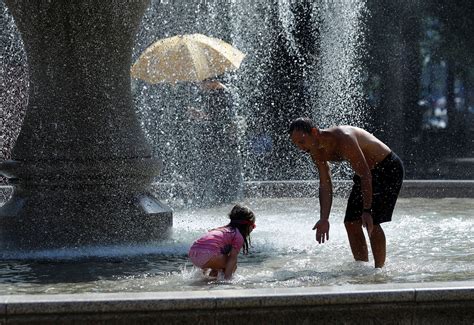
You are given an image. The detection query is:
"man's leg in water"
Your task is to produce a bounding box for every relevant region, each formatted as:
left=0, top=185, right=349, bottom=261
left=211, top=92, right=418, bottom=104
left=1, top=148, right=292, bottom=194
left=369, top=224, right=386, bottom=268
left=345, top=220, right=368, bottom=262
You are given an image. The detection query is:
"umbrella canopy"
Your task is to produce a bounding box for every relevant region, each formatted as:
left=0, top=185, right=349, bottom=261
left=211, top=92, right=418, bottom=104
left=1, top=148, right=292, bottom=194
left=131, top=34, right=246, bottom=84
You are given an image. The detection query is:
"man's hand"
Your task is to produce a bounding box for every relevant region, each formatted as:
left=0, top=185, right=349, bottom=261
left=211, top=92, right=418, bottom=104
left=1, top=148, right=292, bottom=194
left=312, top=219, right=330, bottom=244
left=361, top=212, right=374, bottom=238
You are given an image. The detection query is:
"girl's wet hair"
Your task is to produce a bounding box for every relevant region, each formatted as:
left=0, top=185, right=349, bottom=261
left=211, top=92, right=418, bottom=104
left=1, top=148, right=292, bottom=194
left=228, top=204, right=255, bottom=254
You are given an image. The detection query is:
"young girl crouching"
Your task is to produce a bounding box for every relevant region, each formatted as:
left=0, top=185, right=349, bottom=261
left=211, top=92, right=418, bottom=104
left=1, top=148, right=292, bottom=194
left=188, top=204, right=256, bottom=279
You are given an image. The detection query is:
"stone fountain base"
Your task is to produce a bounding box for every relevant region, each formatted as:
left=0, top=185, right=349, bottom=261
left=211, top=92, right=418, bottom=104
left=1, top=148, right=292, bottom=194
left=0, top=158, right=172, bottom=251
left=0, top=189, right=172, bottom=251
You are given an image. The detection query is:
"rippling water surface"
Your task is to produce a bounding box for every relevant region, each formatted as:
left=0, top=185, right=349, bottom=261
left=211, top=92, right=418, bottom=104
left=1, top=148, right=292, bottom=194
left=0, top=197, right=472, bottom=295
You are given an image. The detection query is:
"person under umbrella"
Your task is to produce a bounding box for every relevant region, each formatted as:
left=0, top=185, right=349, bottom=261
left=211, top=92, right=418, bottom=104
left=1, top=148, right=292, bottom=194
left=131, top=34, right=246, bottom=206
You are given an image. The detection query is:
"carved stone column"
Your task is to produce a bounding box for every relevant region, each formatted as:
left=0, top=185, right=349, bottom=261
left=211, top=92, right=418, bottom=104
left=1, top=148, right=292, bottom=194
left=0, top=0, right=172, bottom=251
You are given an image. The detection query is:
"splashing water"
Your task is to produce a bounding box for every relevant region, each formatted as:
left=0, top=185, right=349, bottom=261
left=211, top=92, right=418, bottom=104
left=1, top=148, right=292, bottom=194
left=1, top=0, right=369, bottom=193
left=0, top=2, right=28, bottom=166
left=0, top=197, right=472, bottom=294
left=311, top=1, right=369, bottom=127
left=132, top=0, right=370, bottom=194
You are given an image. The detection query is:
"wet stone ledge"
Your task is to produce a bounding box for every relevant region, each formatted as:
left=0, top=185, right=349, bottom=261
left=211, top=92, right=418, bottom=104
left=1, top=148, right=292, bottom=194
left=0, top=282, right=472, bottom=324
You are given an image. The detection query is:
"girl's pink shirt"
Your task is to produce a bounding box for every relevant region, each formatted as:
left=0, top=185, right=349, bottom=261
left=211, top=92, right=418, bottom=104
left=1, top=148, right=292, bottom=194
left=190, top=226, right=244, bottom=255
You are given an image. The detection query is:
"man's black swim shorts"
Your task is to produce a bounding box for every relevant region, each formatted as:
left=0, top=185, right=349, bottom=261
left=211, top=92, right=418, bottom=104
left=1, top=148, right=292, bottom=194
left=345, top=151, right=404, bottom=225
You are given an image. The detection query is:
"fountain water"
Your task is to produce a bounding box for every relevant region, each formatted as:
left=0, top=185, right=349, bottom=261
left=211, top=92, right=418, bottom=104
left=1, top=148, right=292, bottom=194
left=1, top=0, right=371, bottom=251
left=2, top=0, right=369, bottom=193
left=0, top=194, right=472, bottom=323
left=1, top=0, right=473, bottom=322
left=0, top=196, right=472, bottom=293
left=131, top=0, right=369, bottom=194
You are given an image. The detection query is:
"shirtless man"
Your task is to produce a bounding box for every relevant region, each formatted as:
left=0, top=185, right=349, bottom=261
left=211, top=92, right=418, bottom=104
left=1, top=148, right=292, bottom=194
left=289, top=117, right=404, bottom=268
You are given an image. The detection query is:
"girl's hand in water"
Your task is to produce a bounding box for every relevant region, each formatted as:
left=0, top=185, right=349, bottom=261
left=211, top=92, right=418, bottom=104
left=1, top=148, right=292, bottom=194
left=313, top=219, right=330, bottom=244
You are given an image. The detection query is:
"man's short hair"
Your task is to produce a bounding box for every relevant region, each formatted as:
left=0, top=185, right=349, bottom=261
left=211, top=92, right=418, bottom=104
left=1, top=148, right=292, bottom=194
left=288, top=117, right=315, bottom=134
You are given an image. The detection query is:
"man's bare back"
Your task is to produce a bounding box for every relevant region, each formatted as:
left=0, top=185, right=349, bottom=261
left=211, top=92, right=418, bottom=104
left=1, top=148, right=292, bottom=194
left=311, top=126, right=391, bottom=169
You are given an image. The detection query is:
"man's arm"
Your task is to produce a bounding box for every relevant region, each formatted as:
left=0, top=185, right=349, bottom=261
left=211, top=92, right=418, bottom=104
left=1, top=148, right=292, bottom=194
left=313, top=158, right=332, bottom=244
left=317, top=159, right=332, bottom=221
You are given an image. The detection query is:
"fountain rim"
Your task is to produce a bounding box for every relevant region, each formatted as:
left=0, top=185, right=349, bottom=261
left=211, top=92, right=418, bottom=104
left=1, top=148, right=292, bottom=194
left=0, top=281, right=472, bottom=320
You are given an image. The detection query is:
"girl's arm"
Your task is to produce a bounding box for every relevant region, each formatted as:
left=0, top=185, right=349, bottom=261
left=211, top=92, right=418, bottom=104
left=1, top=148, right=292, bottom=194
left=224, top=248, right=240, bottom=280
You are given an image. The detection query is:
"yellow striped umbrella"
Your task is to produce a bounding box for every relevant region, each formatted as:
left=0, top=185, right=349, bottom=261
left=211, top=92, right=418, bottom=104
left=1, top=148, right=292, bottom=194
left=131, top=34, right=246, bottom=84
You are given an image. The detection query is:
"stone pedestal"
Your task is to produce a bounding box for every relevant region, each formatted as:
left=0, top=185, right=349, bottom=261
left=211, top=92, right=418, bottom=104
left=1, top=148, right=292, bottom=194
left=0, top=0, right=172, bottom=251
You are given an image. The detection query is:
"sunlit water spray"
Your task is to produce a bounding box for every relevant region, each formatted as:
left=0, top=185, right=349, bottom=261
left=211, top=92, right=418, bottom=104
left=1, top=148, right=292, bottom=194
left=133, top=0, right=371, bottom=185
left=311, top=1, right=368, bottom=126
left=0, top=2, right=28, bottom=166
left=2, top=0, right=368, bottom=185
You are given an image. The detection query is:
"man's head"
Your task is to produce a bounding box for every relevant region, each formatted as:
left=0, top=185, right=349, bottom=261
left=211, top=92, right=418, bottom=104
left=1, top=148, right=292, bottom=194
left=288, top=117, right=318, bottom=153
left=288, top=117, right=317, bottom=134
